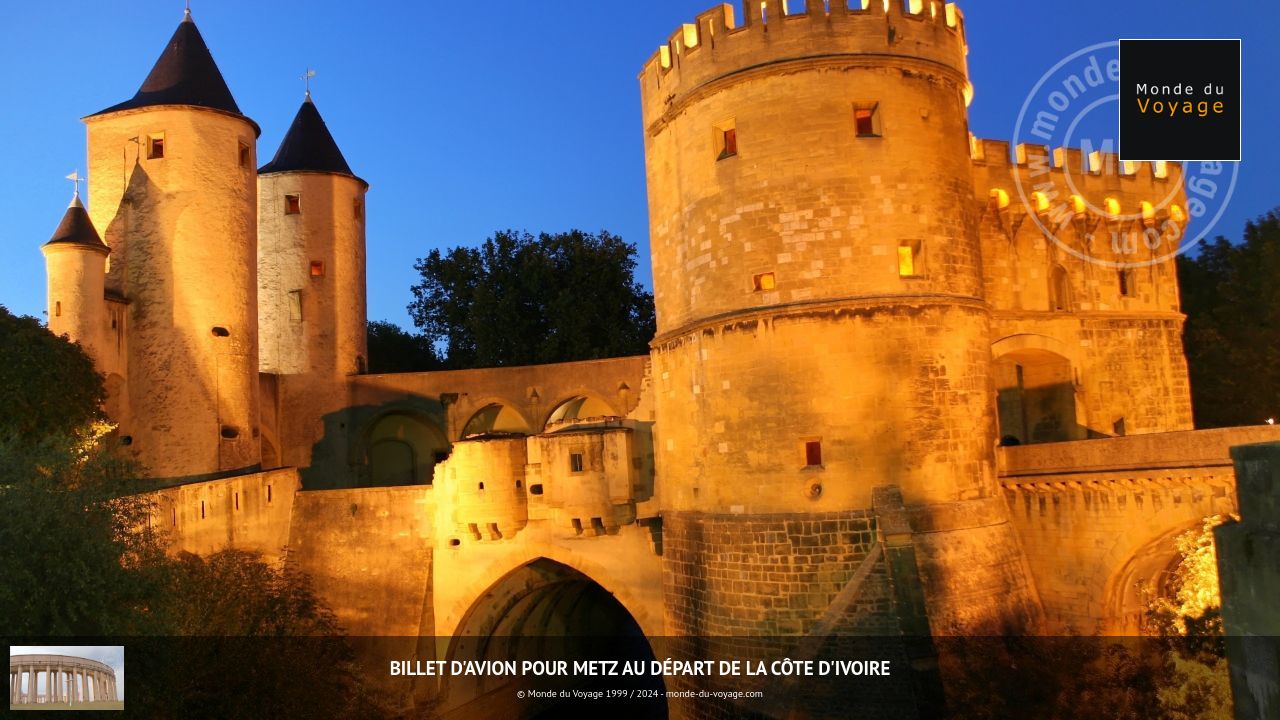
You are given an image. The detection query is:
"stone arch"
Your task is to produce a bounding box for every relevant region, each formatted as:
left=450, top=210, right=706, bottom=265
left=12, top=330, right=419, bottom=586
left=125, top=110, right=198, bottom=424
left=992, top=337, right=1083, bottom=445
left=459, top=401, right=531, bottom=439
left=360, top=411, right=449, bottom=486
left=1101, top=519, right=1207, bottom=635
left=542, top=393, right=619, bottom=430
left=442, top=557, right=665, bottom=717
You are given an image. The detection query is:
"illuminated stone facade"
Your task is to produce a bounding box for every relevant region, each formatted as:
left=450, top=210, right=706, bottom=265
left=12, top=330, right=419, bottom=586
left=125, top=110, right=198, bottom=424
left=36, top=2, right=1276, bottom=715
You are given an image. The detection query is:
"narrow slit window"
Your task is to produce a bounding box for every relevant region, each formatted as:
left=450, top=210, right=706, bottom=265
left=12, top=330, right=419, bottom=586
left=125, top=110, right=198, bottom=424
left=148, top=133, right=165, bottom=159
left=54, top=301, right=62, bottom=317
left=310, top=261, right=325, bottom=277
left=854, top=102, right=881, bottom=137
left=285, top=194, right=301, bottom=215
left=353, top=198, right=364, bottom=219
left=804, top=440, right=823, bottom=467
left=1118, top=269, right=1134, bottom=297
left=752, top=272, right=776, bottom=292
left=239, top=142, right=251, bottom=169
left=569, top=453, right=584, bottom=473
left=288, top=290, right=303, bottom=322
left=714, top=119, right=737, bottom=160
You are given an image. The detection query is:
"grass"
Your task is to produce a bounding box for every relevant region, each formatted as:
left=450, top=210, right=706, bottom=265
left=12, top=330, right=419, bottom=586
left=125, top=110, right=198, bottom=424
left=11, top=700, right=124, bottom=711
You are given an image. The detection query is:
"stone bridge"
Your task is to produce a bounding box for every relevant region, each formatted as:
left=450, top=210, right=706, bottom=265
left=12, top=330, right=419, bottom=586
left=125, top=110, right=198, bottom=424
left=146, top=381, right=1280, bottom=714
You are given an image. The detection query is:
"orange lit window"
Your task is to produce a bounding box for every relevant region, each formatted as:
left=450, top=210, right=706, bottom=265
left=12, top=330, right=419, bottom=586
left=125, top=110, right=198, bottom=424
left=715, top=120, right=738, bottom=160
left=285, top=194, right=301, bottom=215
left=147, top=134, right=165, bottom=159
left=804, top=440, right=823, bottom=467
left=854, top=102, right=881, bottom=137
left=310, top=261, right=325, bottom=277
left=898, top=241, right=922, bottom=278
left=752, top=272, right=776, bottom=292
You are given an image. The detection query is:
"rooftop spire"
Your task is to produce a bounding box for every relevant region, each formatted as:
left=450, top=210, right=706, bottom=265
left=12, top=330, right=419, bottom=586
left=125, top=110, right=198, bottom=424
left=46, top=191, right=108, bottom=252
left=258, top=94, right=360, bottom=181
left=90, top=9, right=255, bottom=133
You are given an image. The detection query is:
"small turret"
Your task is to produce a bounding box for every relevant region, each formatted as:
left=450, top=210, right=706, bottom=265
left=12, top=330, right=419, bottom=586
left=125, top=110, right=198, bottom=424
left=42, top=192, right=109, bottom=365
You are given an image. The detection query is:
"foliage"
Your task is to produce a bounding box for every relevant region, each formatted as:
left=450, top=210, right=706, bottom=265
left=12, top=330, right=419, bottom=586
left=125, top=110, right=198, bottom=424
left=1178, top=210, right=1280, bottom=427
left=366, top=319, right=442, bottom=373
left=1144, top=516, right=1234, bottom=720
left=0, top=317, right=398, bottom=718
left=408, top=229, right=656, bottom=368
left=0, top=305, right=105, bottom=442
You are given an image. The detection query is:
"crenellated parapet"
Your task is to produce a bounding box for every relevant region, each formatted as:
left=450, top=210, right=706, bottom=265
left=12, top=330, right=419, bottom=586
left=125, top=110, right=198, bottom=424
left=971, top=138, right=1188, bottom=227
left=640, top=0, right=969, bottom=129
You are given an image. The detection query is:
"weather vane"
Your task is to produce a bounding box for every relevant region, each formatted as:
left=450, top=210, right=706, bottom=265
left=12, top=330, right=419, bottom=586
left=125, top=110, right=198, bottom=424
left=301, top=68, right=316, bottom=98
left=65, top=170, right=85, bottom=199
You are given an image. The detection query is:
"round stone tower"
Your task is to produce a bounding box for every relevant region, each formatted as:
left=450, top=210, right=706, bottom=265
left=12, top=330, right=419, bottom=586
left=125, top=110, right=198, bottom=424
left=257, top=92, right=369, bottom=379
left=42, top=192, right=109, bottom=365
left=83, top=9, right=261, bottom=480
left=640, top=0, right=1040, bottom=638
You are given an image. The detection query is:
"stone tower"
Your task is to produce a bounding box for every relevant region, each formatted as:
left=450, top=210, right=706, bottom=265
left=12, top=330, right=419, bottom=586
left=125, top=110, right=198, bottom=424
left=640, top=0, right=1040, bottom=637
left=42, top=192, right=110, bottom=367
left=83, top=9, right=261, bottom=480
left=257, top=93, right=368, bottom=379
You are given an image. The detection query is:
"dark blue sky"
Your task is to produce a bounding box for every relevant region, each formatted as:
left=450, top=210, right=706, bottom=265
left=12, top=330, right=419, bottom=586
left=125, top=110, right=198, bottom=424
left=1, top=1, right=1275, bottom=328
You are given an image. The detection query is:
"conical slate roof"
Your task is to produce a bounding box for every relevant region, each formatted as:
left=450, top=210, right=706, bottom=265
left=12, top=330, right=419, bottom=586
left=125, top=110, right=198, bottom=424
left=258, top=95, right=358, bottom=179
left=45, top=195, right=108, bottom=252
left=91, top=10, right=254, bottom=131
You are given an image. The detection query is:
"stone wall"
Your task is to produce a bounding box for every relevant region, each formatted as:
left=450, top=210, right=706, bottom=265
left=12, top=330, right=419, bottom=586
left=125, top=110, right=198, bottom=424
left=999, top=426, right=1280, bottom=633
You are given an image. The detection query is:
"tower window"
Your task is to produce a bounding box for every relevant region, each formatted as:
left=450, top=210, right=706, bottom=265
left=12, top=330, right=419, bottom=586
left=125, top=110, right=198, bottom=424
left=714, top=119, right=737, bottom=160
left=354, top=198, right=364, bottom=219
left=285, top=194, right=301, bottom=215
left=1050, top=265, right=1072, bottom=311
left=1119, top=269, right=1134, bottom=297
left=220, top=425, right=240, bottom=440
left=752, top=272, right=776, bottom=292
left=569, top=453, right=584, bottom=473
left=804, top=439, right=823, bottom=468
left=898, top=240, right=923, bottom=278
left=211, top=326, right=230, bottom=337
left=148, top=133, right=165, bottom=159
left=854, top=102, right=881, bottom=137
left=288, top=290, right=303, bottom=322
left=54, top=301, right=62, bottom=317
left=239, top=142, right=251, bottom=169
left=310, top=261, right=325, bottom=277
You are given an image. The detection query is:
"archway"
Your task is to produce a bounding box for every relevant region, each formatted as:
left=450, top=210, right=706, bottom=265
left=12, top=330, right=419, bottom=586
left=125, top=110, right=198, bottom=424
left=461, top=403, right=529, bottom=438
left=444, top=558, right=665, bottom=718
left=364, top=412, right=449, bottom=486
left=1103, top=521, right=1207, bottom=635
left=544, top=395, right=615, bottom=429
left=993, top=348, right=1080, bottom=444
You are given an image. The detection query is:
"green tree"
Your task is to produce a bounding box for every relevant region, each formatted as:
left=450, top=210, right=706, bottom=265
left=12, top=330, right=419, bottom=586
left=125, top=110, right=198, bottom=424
left=366, top=320, right=442, bottom=373
left=1178, top=210, right=1280, bottom=427
left=0, top=305, right=105, bottom=442
left=407, top=229, right=656, bottom=368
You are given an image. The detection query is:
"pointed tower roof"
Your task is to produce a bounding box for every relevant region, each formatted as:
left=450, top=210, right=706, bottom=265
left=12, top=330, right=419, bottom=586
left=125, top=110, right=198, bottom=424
left=90, top=10, right=257, bottom=133
left=258, top=95, right=362, bottom=182
left=45, top=194, right=109, bottom=253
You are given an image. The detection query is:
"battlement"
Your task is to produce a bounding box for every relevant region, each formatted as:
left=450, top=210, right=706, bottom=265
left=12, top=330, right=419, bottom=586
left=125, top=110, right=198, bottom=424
left=640, top=0, right=969, bottom=127
left=970, top=136, right=1188, bottom=220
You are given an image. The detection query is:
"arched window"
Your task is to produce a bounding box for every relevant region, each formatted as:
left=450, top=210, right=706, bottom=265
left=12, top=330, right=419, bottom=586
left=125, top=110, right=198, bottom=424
left=461, top=403, right=528, bottom=438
